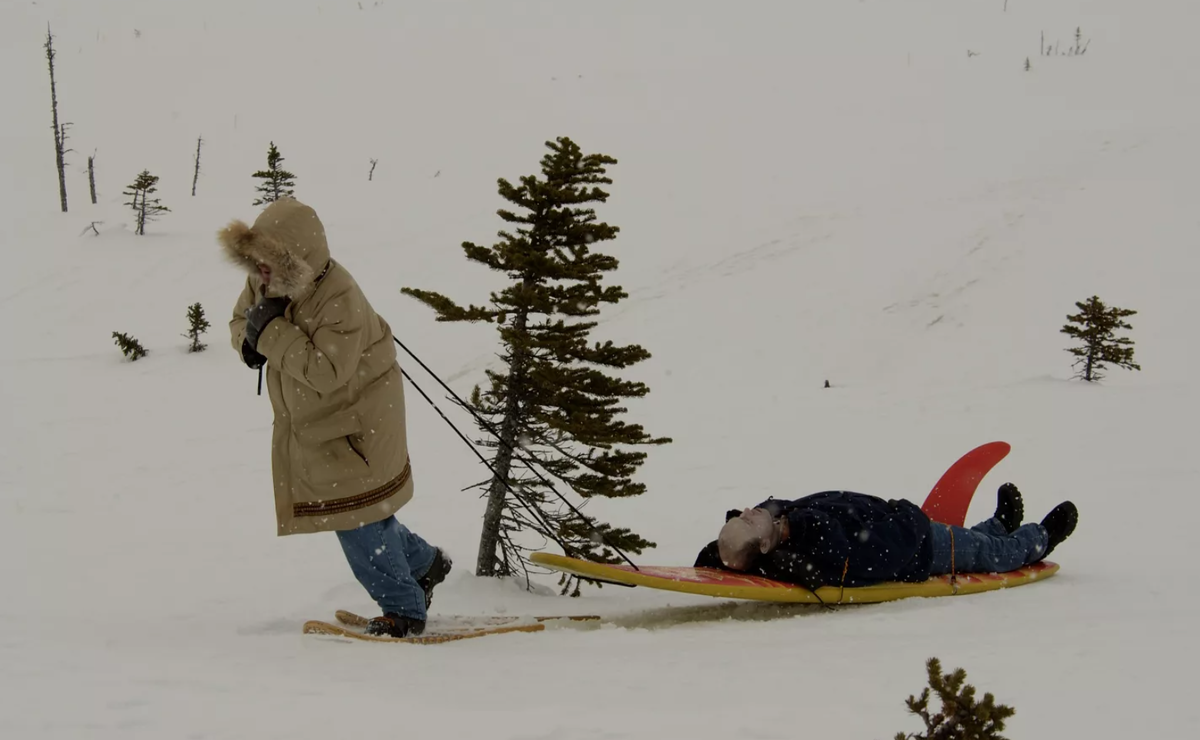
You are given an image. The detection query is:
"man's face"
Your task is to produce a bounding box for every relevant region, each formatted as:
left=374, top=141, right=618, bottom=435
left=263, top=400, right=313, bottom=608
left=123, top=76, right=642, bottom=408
left=258, top=263, right=272, bottom=285
left=717, top=508, right=777, bottom=571
left=739, top=507, right=774, bottom=535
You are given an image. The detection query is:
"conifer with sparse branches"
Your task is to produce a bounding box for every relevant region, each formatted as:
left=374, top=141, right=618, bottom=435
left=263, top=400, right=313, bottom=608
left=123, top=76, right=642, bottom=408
left=402, top=137, right=671, bottom=588
left=252, top=141, right=296, bottom=206
left=123, top=170, right=170, bottom=236
left=1060, top=295, right=1140, bottom=382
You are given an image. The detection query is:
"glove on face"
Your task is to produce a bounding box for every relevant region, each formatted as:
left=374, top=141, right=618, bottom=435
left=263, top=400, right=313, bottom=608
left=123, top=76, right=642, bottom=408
left=244, top=296, right=291, bottom=351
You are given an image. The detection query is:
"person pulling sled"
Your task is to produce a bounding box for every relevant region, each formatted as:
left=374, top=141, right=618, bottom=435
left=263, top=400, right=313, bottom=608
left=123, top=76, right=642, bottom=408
left=221, top=196, right=450, bottom=638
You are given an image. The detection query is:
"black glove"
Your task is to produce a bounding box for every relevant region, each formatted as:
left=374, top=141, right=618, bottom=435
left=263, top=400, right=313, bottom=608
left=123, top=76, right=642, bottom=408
left=241, top=337, right=267, bottom=369
left=244, top=296, right=291, bottom=352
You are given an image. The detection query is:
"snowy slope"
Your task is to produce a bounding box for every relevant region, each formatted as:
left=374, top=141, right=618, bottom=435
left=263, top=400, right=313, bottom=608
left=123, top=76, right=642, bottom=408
left=1, top=0, right=1197, bottom=738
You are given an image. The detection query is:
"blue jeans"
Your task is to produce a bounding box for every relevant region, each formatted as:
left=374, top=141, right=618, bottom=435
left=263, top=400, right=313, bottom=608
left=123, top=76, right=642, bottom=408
left=335, top=516, right=437, bottom=621
left=928, top=517, right=1049, bottom=575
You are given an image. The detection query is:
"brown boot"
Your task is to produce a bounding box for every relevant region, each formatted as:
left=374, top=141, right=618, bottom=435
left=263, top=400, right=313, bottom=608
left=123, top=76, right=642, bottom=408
left=365, top=613, right=425, bottom=638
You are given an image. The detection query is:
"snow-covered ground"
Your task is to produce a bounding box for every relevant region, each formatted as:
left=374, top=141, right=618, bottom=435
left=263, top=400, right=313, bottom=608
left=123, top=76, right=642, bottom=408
left=2, top=1, right=1197, bottom=737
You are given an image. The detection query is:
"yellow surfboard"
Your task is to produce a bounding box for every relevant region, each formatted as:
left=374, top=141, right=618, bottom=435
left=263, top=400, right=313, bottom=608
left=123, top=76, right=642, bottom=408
left=530, top=552, right=1059, bottom=605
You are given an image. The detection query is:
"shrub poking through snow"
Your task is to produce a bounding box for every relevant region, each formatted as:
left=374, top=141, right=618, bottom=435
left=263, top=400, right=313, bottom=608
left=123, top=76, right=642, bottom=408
left=1060, top=295, right=1140, bottom=382
left=183, top=302, right=210, bottom=353
left=112, top=332, right=148, bottom=361
left=893, top=657, right=1015, bottom=740
left=1042, top=26, right=1091, bottom=56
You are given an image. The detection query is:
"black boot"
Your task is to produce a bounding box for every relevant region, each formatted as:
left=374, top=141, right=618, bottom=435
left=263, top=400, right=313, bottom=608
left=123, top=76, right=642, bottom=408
left=1040, top=501, right=1078, bottom=557
left=418, top=547, right=453, bottom=611
left=995, top=483, right=1024, bottom=534
left=365, top=612, right=425, bottom=638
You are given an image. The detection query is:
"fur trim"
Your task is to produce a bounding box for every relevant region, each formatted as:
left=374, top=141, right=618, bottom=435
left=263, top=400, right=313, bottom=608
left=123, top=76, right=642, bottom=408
left=217, top=219, right=316, bottom=299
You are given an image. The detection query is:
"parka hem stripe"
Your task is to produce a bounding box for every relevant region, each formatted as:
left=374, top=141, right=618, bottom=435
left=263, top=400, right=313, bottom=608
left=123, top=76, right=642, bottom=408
left=292, top=459, right=411, bottom=518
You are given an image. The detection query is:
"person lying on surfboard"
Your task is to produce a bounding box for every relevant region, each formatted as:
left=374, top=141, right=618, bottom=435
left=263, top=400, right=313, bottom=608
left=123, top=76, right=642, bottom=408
left=694, top=485, right=1077, bottom=592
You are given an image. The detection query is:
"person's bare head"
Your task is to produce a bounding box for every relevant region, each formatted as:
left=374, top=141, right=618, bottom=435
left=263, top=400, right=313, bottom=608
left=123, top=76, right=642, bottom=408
left=717, top=507, right=780, bottom=570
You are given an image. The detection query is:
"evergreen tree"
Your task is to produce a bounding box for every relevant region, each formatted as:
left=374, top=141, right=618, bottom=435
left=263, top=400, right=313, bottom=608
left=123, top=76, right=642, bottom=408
left=183, top=302, right=210, bottom=352
left=122, top=170, right=170, bottom=236
left=402, top=136, right=671, bottom=587
left=894, top=657, right=1016, bottom=740
left=112, top=331, right=148, bottom=361
left=252, top=141, right=296, bottom=206
left=1060, top=295, right=1140, bottom=382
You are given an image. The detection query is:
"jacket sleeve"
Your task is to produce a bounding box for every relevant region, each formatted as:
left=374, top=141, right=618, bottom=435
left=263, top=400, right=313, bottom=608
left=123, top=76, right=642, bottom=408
left=694, top=540, right=724, bottom=569
left=229, top=277, right=257, bottom=353
left=254, top=285, right=366, bottom=394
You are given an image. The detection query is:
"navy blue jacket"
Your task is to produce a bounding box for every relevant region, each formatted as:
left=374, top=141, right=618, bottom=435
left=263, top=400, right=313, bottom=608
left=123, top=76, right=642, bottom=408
left=694, top=491, right=935, bottom=591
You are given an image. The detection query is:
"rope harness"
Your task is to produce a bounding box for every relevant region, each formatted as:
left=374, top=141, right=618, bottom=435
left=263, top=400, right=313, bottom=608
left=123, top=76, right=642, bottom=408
left=837, top=557, right=851, bottom=605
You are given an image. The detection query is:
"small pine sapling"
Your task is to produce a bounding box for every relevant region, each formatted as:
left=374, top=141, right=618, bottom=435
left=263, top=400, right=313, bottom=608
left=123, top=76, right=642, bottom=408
left=1060, top=295, right=1140, bottom=382
left=112, top=331, right=148, bottom=361
left=183, top=302, right=210, bottom=352
left=123, top=170, right=170, bottom=235
left=1024, top=57, right=1031, bottom=71
left=893, top=657, right=1015, bottom=740
left=252, top=141, right=297, bottom=206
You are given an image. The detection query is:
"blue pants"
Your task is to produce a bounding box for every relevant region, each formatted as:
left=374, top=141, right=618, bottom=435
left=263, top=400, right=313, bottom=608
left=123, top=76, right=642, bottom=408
left=335, top=516, right=437, bottom=621
left=928, top=516, right=1049, bottom=575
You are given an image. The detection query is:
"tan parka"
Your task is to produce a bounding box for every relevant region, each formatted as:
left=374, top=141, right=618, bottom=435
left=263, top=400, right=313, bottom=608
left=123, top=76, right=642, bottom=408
left=220, top=198, right=413, bottom=535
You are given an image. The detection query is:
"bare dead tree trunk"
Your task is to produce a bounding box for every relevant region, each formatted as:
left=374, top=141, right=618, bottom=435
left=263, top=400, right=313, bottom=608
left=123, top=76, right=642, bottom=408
left=192, top=136, right=203, bottom=196
left=369, top=159, right=378, bottom=181
left=88, top=152, right=97, bottom=204
left=45, top=25, right=68, bottom=213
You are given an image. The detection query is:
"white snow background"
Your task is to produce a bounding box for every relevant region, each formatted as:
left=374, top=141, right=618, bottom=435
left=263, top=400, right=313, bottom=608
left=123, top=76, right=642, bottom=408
left=1, top=0, right=1197, bottom=738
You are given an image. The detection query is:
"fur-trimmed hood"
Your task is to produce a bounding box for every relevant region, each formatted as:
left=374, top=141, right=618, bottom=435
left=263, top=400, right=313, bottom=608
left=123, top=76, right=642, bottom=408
left=217, top=197, right=331, bottom=299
